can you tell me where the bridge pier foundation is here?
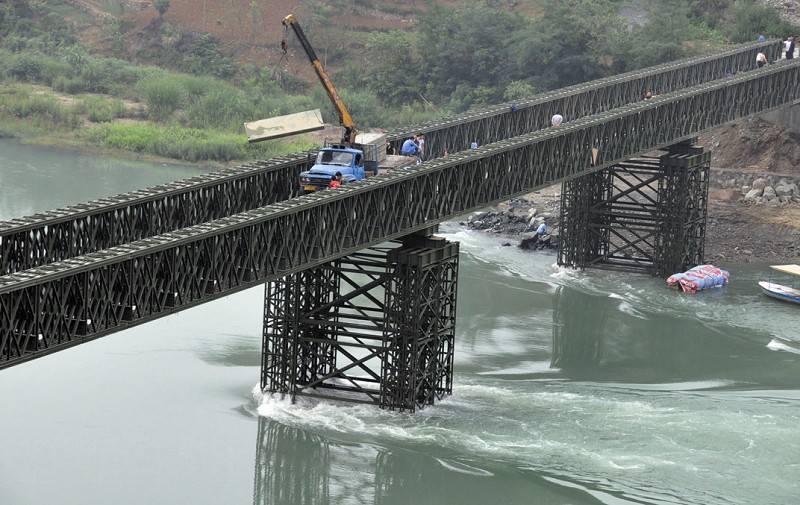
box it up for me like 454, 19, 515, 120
558, 142, 710, 276
261, 230, 459, 412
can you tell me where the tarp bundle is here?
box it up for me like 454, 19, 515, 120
667, 265, 730, 293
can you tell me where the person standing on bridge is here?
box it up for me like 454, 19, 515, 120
551, 113, 564, 127
756, 51, 768, 68
787, 37, 795, 60
758, 33, 765, 41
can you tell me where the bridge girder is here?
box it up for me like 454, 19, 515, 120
2, 58, 800, 368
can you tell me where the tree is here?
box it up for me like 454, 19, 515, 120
152, 0, 170, 18
724, 0, 796, 43
361, 30, 422, 106
416, 2, 526, 104
511, 0, 626, 91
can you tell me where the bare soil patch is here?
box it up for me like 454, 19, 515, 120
699, 117, 800, 264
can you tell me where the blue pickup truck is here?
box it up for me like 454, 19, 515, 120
299, 135, 415, 193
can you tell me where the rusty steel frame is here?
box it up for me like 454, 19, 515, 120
381, 235, 458, 411
0, 40, 779, 276
558, 146, 709, 274
1, 61, 800, 369
655, 147, 710, 276
262, 235, 457, 411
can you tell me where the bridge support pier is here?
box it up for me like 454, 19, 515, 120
558, 142, 709, 276
261, 230, 459, 412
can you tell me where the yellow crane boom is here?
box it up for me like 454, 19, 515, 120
282, 14, 358, 146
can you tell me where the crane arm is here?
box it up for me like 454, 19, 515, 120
282, 14, 357, 145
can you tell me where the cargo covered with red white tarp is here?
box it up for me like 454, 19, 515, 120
667, 265, 730, 293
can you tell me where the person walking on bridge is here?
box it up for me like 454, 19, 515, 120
551, 113, 564, 127
756, 51, 767, 68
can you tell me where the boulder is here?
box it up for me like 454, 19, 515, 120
752, 178, 767, 191
745, 188, 763, 200
775, 184, 794, 198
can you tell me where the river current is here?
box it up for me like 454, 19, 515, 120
0, 139, 798, 504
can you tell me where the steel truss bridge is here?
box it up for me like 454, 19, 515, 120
0, 40, 779, 276
2, 41, 799, 409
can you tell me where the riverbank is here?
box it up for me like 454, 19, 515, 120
464, 117, 800, 267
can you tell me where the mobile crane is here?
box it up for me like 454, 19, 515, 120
282, 14, 415, 192
282, 13, 357, 146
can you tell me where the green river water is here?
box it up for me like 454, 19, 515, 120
1, 139, 798, 505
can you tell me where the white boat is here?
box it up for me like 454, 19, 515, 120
759, 264, 800, 304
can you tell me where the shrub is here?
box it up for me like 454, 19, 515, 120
185, 89, 250, 130
135, 74, 186, 121
77, 96, 127, 123
7, 53, 44, 82
2, 91, 77, 127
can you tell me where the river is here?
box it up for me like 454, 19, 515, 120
1, 139, 798, 505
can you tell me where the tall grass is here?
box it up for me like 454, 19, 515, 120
0, 88, 79, 127
135, 74, 187, 121
73, 96, 130, 123
82, 123, 318, 162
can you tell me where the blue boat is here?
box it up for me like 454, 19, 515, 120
759, 264, 800, 305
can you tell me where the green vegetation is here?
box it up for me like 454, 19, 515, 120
0, 0, 797, 163
152, 0, 171, 18
81, 123, 315, 162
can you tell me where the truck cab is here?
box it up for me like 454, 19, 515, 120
299, 145, 365, 193
299, 134, 393, 193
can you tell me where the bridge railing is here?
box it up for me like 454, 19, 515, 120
0, 40, 781, 277
2, 58, 799, 368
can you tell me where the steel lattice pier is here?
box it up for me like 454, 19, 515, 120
558, 143, 710, 274
262, 232, 458, 411
0, 40, 779, 276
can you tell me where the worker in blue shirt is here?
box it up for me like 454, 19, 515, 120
401, 135, 419, 156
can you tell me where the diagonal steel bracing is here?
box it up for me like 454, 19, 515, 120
559, 145, 710, 274
262, 237, 457, 411
1, 59, 800, 368
0, 40, 780, 275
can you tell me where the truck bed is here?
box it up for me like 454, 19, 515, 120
379, 154, 417, 172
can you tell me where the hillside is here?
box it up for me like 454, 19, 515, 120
67, 0, 463, 81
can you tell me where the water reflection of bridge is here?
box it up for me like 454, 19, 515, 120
2, 40, 799, 410
252, 415, 579, 504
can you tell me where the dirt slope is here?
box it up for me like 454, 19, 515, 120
698, 117, 800, 264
